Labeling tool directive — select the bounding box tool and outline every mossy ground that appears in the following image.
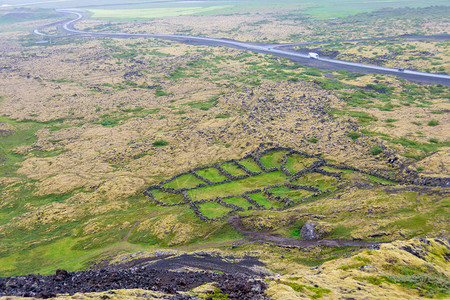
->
[0,8,448,299]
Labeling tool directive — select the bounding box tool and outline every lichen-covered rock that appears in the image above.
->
[300,221,318,240]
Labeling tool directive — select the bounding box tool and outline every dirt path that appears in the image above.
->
[227,215,381,248]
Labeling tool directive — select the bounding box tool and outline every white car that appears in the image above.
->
[308,52,319,59]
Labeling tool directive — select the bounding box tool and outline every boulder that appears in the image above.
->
[300,221,332,240]
[300,221,319,240]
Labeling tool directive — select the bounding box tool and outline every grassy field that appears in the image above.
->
[298,0,450,18]
[89,6,232,20]
[4,0,444,19]
[81,0,450,19]
[187,171,287,201]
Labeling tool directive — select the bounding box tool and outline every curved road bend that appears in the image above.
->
[35,9,450,86]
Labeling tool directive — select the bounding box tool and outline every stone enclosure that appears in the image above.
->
[143,147,404,221]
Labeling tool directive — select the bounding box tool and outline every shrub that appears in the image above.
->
[216,114,230,119]
[152,140,168,147]
[427,120,439,126]
[308,138,318,143]
[429,138,439,144]
[384,119,398,123]
[346,132,361,140]
[369,145,383,155]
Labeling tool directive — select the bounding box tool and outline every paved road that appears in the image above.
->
[34,9,450,85]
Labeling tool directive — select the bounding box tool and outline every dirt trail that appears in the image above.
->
[227,215,381,248]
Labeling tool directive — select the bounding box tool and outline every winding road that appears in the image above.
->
[34,9,450,85]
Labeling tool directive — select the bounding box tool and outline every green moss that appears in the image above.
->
[185,95,220,111]
[346,131,361,140]
[392,137,450,153]
[281,281,331,299]
[369,145,383,155]
[356,276,384,285]
[152,139,168,147]
[204,287,228,300]
[329,224,353,238]
[385,267,450,298]
[215,113,230,119]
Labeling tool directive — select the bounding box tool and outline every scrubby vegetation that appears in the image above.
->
[0,3,448,299]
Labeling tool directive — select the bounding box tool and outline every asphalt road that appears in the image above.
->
[34,9,450,85]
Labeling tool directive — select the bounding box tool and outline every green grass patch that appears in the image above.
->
[195,168,228,183]
[292,173,338,191]
[281,281,331,299]
[346,131,361,140]
[369,145,383,155]
[285,155,318,174]
[187,171,287,201]
[392,137,450,153]
[385,265,449,298]
[238,158,263,173]
[329,109,377,125]
[427,120,440,126]
[215,113,230,119]
[185,95,219,111]
[356,276,384,285]
[151,189,186,205]
[259,150,289,169]
[164,173,206,189]
[0,116,66,177]
[198,202,233,219]
[388,215,432,237]
[220,162,248,176]
[364,174,397,185]
[222,197,253,210]
[269,186,314,202]
[329,224,353,239]
[247,192,284,209]
[89,6,232,20]
[152,139,168,147]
